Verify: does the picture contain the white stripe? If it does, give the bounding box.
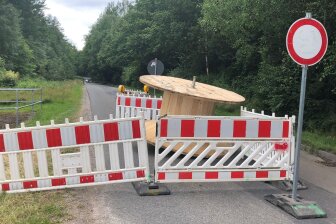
[271,120,283,138]
[32,129,47,149]
[89,123,104,143]
[4,132,19,152]
[61,126,76,146]
[195,119,207,137]
[167,118,181,137]
[220,119,233,138]
[246,119,258,138]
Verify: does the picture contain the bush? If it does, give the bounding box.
[0,70,20,87]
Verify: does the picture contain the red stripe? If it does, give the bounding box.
[46,128,62,147]
[132,120,141,138]
[23,180,38,189]
[135,98,141,107]
[258,121,271,138]
[280,170,287,178]
[75,125,91,144]
[179,172,192,179]
[275,142,288,151]
[181,120,195,137]
[231,171,244,178]
[207,120,221,137]
[158,172,165,180]
[108,172,123,181]
[157,100,162,109]
[0,134,5,152]
[80,175,94,183]
[160,119,168,137]
[136,170,145,178]
[233,120,246,137]
[146,99,152,108]
[256,171,269,178]
[282,121,289,137]
[103,122,119,141]
[117,96,121,105]
[125,97,131,106]
[18,132,34,150]
[1,183,9,191]
[205,172,218,179]
[51,178,66,186]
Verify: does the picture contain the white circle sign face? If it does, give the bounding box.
[293,25,322,59]
[286,18,328,66]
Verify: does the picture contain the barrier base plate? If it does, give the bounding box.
[132,182,171,196]
[266,180,308,191]
[264,194,327,219]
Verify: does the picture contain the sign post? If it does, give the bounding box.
[265,12,327,219]
[147,58,164,96]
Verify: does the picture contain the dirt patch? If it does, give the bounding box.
[0,111,32,129]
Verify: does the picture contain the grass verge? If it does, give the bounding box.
[302,131,336,154]
[0,78,83,224]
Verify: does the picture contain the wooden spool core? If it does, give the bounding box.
[140,75,245,149]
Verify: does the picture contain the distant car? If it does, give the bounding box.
[85,79,89,82]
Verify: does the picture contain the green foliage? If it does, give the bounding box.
[80,0,336,136]
[0,0,78,80]
[0,70,20,87]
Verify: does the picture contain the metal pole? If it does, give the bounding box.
[40,88,42,111]
[292,65,308,200]
[32,90,34,113]
[16,89,19,127]
[154,58,157,96]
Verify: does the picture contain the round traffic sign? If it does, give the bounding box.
[147,58,164,75]
[286,17,328,66]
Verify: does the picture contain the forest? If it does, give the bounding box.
[80,0,336,134]
[0,0,77,84]
[1,0,335,135]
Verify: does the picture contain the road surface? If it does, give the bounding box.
[82,83,336,224]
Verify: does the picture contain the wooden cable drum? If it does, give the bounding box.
[140,75,245,155]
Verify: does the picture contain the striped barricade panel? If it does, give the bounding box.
[0,116,149,193]
[116,94,162,120]
[154,116,294,183]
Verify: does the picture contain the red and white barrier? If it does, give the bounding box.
[154,115,294,183]
[116,94,162,120]
[0,115,149,193]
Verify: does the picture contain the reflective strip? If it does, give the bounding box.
[207,120,221,137]
[160,119,168,137]
[146,99,152,108]
[46,128,62,147]
[130,97,136,107]
[103,122,119,141]
[89,123,104,143]
[141,98,146,108]
[32,129,47,149]
[0,134,4,152]
[167,119,181,137]
[60,126,76,146]
[4,132,19,152]
[157,100,162,109]
[119,121,132,140]
[220,119,233,138]
[282,121,289,138]
[194,119,207,138]
[131,120,141,138]
[246,119,258,138]
[135,98,141,107]
[258,121,271,138]
[270,120,282,138]
[17,132,34,150]
[157,170,286,182]
[125,97,131,106]
[75,125,91,144]
[180,120,195,137]
[120,95,125,106]
[233,120,246,138]
[152,99,158,109]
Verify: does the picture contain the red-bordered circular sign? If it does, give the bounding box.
[286,18,328,66]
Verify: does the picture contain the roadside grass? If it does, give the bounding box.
[0,78,83,224]
[302,131,336,154]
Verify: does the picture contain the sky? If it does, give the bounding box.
[44,0,116,50]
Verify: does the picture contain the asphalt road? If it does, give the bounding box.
[85,83,336,224]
